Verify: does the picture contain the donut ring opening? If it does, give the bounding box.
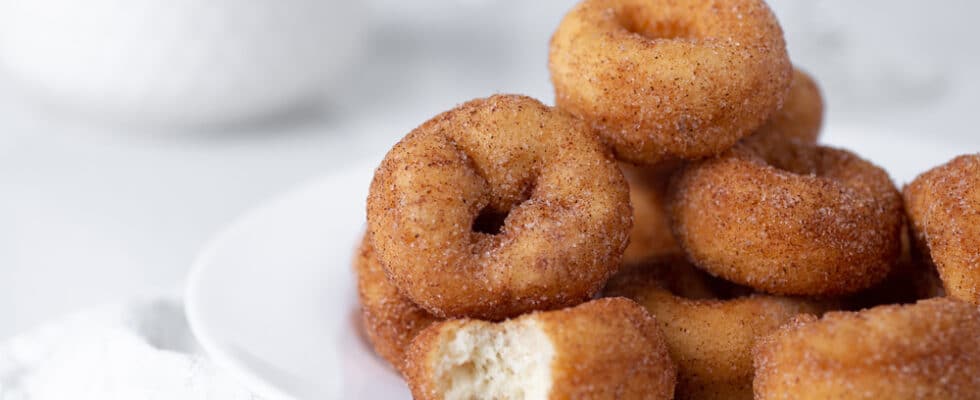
[472,207,509,235]
[617,7,697,41]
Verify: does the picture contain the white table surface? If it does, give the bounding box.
[1,0,979,340]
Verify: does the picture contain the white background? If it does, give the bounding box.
[1,1,979,339]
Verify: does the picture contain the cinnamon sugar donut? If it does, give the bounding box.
[355,235,439,373]
[904,154,980,304]
[367,94,632,320]
[754,298,980,399]
[549,0,792,164]
[404,298,676,400]
[670,140,903,296]
[605,257,828,400]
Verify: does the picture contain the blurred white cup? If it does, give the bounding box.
[0,0,366,127]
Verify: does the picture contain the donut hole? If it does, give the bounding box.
[472,180,536,235]
[473,207,509,235]
[618,8,696,41]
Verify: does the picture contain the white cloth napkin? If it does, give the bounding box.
[0,297,259,400]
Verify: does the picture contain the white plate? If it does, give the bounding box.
[185,161,400,400]
[185,127,967,400]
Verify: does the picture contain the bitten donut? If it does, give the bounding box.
[403,298,676,400]
[904,154,980,304]
[670,140,903,296]
[549,0,792,165]
[355,235,439,373]
[621,162,683,266]
[604,257,828,400]
[367,94,632,320]
[746,67,824,146]
[754,298,980,399]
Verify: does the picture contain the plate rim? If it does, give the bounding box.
[185,162,377,400]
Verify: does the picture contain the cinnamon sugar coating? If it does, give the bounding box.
[754,298,980,399]
[619,75,832,267]
[355,235,440,373]
[669,140,903,296]
[367,94,632,320]
[905,154,980,304]
[549,0,792,165]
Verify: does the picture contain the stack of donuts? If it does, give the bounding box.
[356,0,980,399]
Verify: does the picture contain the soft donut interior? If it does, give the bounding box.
[433,320,555,400]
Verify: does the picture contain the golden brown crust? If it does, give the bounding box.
[904,154,980,304]
[355,235,440,373]
[404,298,677,400]
[367,94,632,320]
[537,298,676,400]
[620,162,684,266]
[754,298,980,399]
[604,258,828,400]
[549,0,792,164]
[670,140,903,296]
[747,68,824,146]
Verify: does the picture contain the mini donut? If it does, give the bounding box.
[747,67,824,146]
[620,162,683,266]
[604,257,828,400]
[904,154,980,304]
[754,298,980,399]
[403,297,676,400]
[367,94,632,320]
[669,140,903,296]
[354,235,439,373]
[549,0,792,165]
